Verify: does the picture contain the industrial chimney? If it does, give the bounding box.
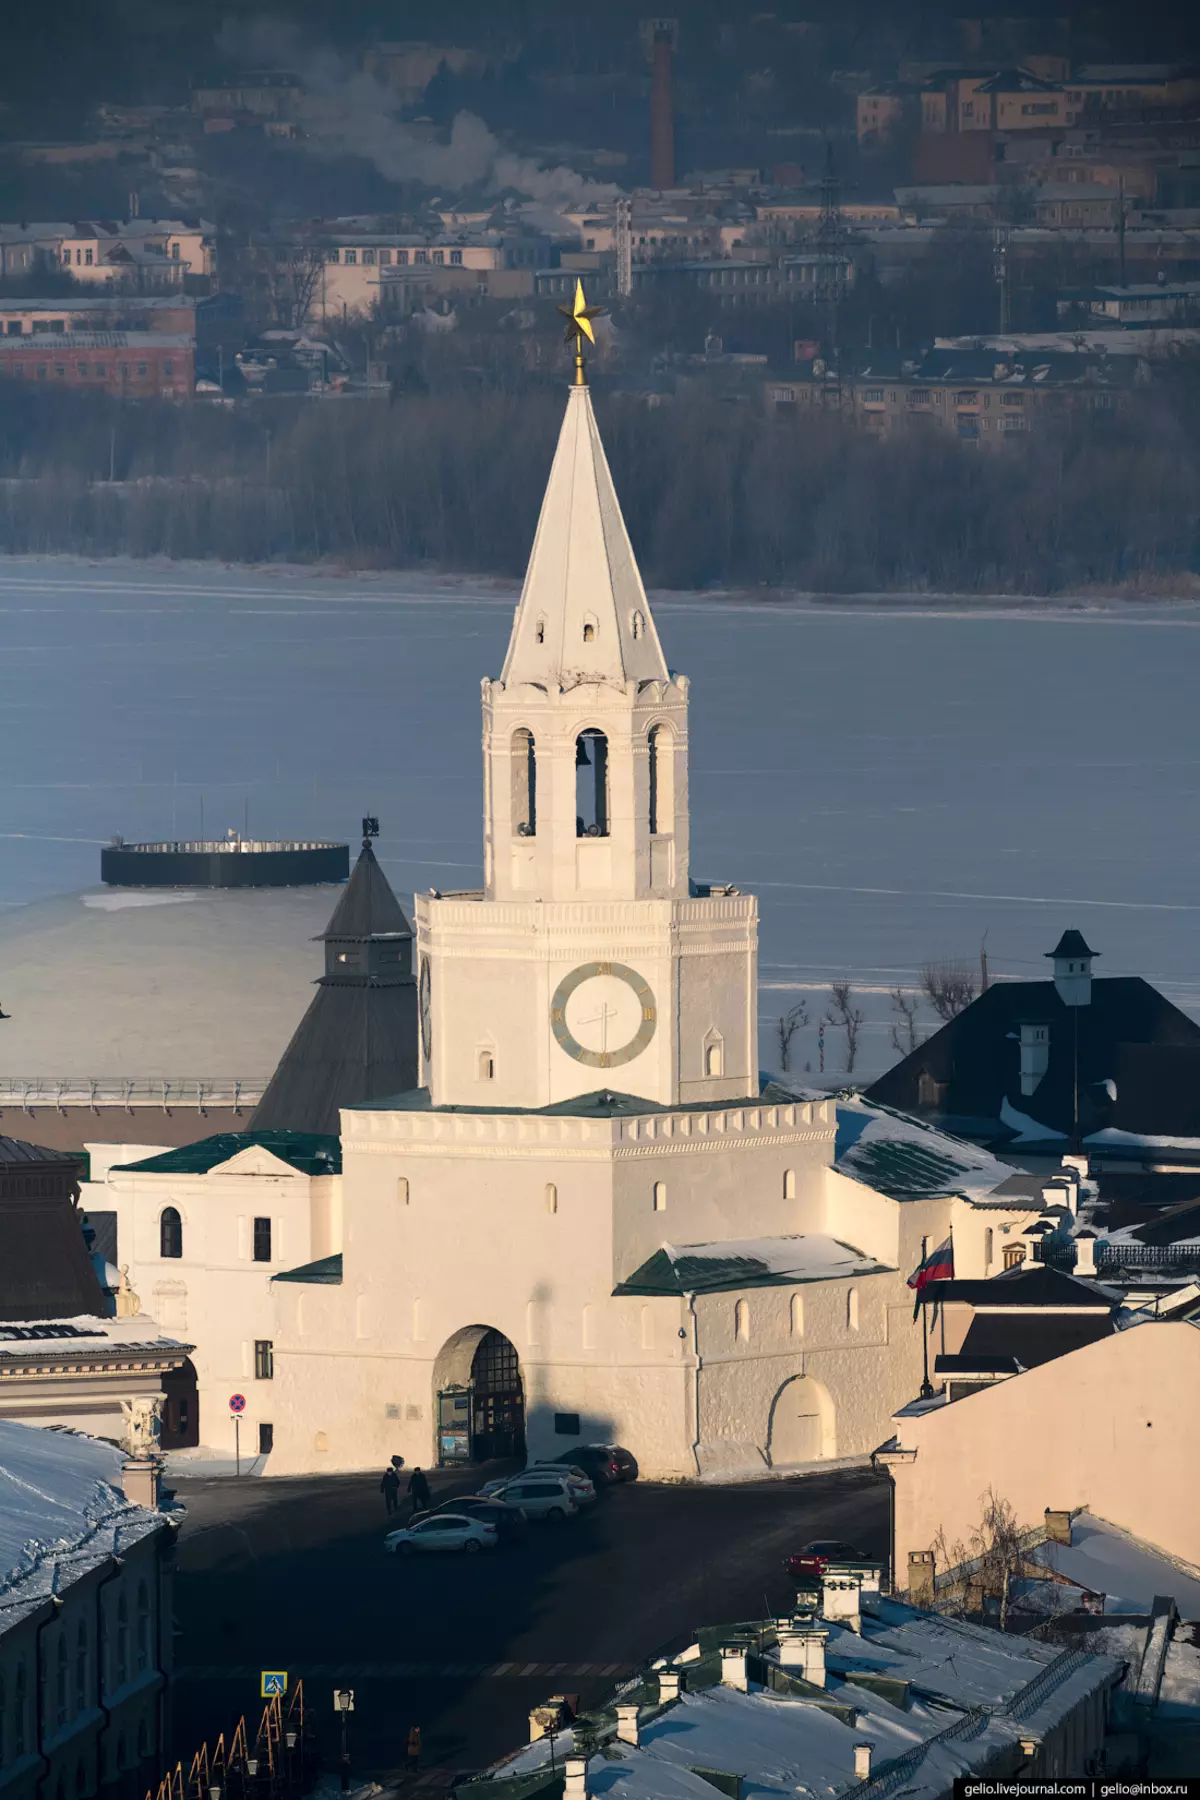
[647,18,678,189]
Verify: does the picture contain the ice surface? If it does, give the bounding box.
[5,559,1200,1079]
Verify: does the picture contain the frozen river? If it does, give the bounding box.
[2,556,1200,1080]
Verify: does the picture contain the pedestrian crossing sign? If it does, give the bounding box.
[261,1671,287,1697]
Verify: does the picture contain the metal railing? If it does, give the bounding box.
[0,1077,266,1111]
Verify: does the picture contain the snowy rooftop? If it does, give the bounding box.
[1026,1513,1200,1618]
[614,1235,891,1296]
[835,1100,1020,1205]
[494,1595,1121,1800]
[0,1313,191,1363]
[0,1420,163,1620]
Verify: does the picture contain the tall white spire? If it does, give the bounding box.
[500,382,669,689]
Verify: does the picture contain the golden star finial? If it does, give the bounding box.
[557,278,605,384]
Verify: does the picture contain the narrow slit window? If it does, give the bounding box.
[478,1049,495,1081]
[511,727,536,836]
[648,724,673,835]
[735,1298,750,1342]
[535,616,546,644]
[653,1180,667,1212]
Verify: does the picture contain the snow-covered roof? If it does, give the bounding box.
[0,1420,163,1622]
[1026,1513,1200,1618]
[835,1099,1020,1205]
[493,1594,1121,1800]
[614,1235,891,1296]
[0,1312,191,1364]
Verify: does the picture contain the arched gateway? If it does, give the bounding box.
[767,1374,836,1468]
[433,1325,525,1465]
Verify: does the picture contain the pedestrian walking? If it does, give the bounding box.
[407,1724,422,1774]
[407,1466,431,1514]
[380,1465,401,1515]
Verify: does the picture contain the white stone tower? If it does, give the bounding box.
[416,288,758,1110]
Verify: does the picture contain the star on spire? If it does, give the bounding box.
[557,279,605,385]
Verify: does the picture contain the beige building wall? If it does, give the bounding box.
[889,1321,1200,1581]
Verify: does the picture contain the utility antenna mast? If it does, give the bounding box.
[615,196,633,298]
[814,141,846,360]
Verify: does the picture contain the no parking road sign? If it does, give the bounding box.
[261,1671,287,1698]
[229,1393,246,1414]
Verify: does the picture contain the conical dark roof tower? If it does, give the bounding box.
[251,822,418,1134]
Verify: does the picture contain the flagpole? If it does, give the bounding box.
[919,1233,933,1398]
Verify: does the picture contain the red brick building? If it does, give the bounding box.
[0,331,193,398]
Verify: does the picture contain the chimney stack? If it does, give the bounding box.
[778,1622,828,1687]
[649,20,677,189]
[564,1757,589,1800]
[821,1570,863,1633]
[854,1744,873,1780]
[1074,1231,1097,1277]
[658,1669,682,1702]
[719,1645,748,1692]
[615,1703,641,1747]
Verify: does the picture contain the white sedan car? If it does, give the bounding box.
[482,1464,597,1507]
[384,1513,498,1555]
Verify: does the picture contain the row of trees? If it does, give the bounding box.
[774,958,979,1077]
[2,375,1200,590]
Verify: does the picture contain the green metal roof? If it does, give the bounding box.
[272,1253,343,1285]
[837,1135,978,1200]
[613,1240,888,1297]
[358,1079,811,1120]
[112,1131,342,1177]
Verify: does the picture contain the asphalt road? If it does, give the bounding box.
[169,1462,889,1786]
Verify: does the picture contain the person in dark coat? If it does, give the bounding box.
[407,1466,431,1513]
[381,1466,401,1514]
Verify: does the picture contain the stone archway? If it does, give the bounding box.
[433,1324,525,1465]
[767,1373,836,1468]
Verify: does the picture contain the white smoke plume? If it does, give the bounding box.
[216,17,621,217]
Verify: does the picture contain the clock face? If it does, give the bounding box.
[550,961,656,1070]
[418,957,432,1063]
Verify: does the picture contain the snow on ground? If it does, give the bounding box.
[1159,1633,1200,1717]
[6,559,1200,1079]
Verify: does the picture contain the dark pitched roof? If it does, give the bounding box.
[866,973,1200,1143]
[0,1191,109,1322]
[114,1131,341,1176]
[320,840,412,943]
[272,1253,342,1285]
[952,1310,1116,1369]
[919,1265,1119,1309]
[1048,930,1097,960]
[1125,1196,1200,1247]
[251,837,418,1134]
[0,1136,81,1167]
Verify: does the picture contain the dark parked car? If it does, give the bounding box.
[411,1495,527,1542]
[551,1444,638,1486]
[784,1540,866,1579]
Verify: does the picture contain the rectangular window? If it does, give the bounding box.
[326,249,340,264]
[136,362,148,376]
[171,242,180,258]
[84,249,93,266]
[77,363,88,377]
[1002,392,1025,406]
[54,365,65,379]
[362,248,376,264]
[163,361,173,377]
[5,321,21,335]
[36,364,47,379]
[415,249,428,264]
[554,1412,581,1436]
[396,249,408,265]
[861,388,884,403]
[449,249,462,266]
[258,1422,274,1454]
[252,1217,272,1262]
[908,389,932,404]
[94,363,106,377]
[379,248,392,264]
[254,1339,274,1379]
[344,249,357,264]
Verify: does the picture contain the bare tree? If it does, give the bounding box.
[775,1000,809,1073]
[825,980,864,1074]
[921,959,978,1023]
[889,987,923,1055]
[930,1488,1027,1625]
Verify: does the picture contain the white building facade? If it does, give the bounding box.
[262,352,1034,1481]
[81,1137,340,1462]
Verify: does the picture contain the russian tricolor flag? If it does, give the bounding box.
[908,1235,954,1319]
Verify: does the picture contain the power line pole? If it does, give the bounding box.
[993,226,1011,334]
